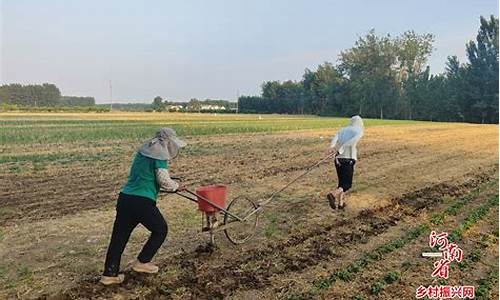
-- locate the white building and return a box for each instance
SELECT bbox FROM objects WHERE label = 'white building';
[200,105,226,110]
[168,105,184,111]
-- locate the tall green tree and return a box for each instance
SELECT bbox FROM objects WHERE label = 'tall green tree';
[443,55,466,121]
[238,16,497,124]
[302,62,344,115]
[152,96,165,112]
[340,30,399,119]
[463,15,499,123]
[396,31,434,119]
[0,83,61,106]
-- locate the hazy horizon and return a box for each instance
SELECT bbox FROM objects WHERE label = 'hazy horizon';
[1,0,498,103]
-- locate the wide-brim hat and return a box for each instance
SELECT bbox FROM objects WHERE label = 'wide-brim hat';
[138,128,186,160]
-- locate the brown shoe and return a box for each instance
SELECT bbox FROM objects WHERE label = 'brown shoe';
[132,261,159,274]
[327,193,336,210]
[100,274,125,285]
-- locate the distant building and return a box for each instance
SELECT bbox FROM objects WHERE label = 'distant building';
[200,105,226,111]
[168,105,184,111]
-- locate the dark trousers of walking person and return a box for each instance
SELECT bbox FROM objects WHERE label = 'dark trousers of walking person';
[103,193,167,277]
[335,158,356,191]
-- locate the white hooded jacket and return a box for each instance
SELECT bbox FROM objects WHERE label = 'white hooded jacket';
[330,116,364,160]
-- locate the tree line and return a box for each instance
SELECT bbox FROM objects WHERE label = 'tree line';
[0,83,95,107]
[238,15,499,123]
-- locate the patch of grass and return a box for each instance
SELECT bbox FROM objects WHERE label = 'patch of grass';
[476,269,499,300]
[301,181,498,299]
[176,207,200,228]
[402,260,412,270]
[313,277,332,290]
[265,215,279,238]
[0,113,426,145]
[480,232,498,245]
[369,281,385,295]
[32,161,46,171]
[0,152,112,165]
[156,284,172,296]
[8,165,21,173]
[309,223,429,295]
[16,265,33,281]
[335,269,353,281]
[384,271,400,284]
[0,264,6,280]
[430,182,495,226]
[430,214,445,225]
[448,194,499,242]
[286,295,306,300]
[470,249,482,262]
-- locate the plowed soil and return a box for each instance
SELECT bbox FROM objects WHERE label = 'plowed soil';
[0,118,497,300]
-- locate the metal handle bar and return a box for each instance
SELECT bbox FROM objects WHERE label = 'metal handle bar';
[163,152,336,223]
[242,152,337,221]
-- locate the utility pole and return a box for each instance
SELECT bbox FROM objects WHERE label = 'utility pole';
[109,79,113,111]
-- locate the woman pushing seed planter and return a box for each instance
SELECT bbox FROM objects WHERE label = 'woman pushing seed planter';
[326,115,364,210]
[100,118,363,285]
[100,128,187,286]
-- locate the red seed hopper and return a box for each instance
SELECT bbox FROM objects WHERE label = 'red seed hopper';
[196,184,227,213]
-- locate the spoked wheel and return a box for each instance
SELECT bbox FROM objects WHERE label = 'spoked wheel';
[224,196,259,244]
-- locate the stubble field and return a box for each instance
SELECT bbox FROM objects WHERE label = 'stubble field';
[0,112,497,300]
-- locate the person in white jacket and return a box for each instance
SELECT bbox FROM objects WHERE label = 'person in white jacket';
[326,116,364,209]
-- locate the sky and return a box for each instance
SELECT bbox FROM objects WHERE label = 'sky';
[1,0,498,103]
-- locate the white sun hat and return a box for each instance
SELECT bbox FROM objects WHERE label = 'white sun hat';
[138,128,187,160]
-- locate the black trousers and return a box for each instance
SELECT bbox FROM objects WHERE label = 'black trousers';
[335,158,356,191]
[103,193,168,276]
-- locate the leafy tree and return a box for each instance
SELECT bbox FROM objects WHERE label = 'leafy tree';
[443,56,466,121]
[0,83,61,106]
[463,15,499,123]
[230,16,498,124]
[152,96,165,112]
[60,96,95,106]
[396,31,434,119]
[187,98,202,112]
[339,30,399,119]
[303,62,344,115]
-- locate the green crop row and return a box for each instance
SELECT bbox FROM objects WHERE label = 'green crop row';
[476,269,499,300]
[362,211,498,299]
[286,180,497,300]
[448,194,499,242]
[0,114,427,145]
[430,180,497,226]
[356,193,499,300]
[305,224,429,296]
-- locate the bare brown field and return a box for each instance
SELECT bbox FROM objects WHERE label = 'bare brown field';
[0,120,497,300]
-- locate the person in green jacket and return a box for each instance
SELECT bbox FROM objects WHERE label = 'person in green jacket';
[100,128,186,285]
